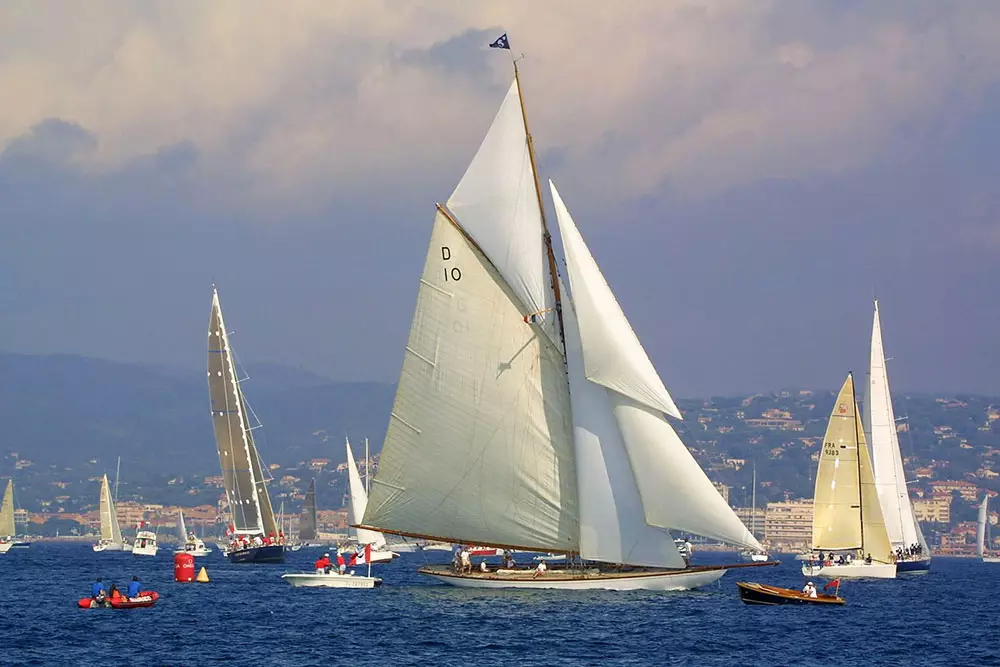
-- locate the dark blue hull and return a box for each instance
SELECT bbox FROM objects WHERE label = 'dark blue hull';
[896,558,931,573]
[227,544,285,564]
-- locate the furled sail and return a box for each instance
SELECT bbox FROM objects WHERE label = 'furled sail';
[0,480,14,537]
[299,478,317,541]
[346,440,385,548]
[551,182,761,552]
[563,292,686,567]
[864,299,924,550]
[98,474,122,543]
[447,78,553,341]
[361,208,579,552]
[208,288,274,536]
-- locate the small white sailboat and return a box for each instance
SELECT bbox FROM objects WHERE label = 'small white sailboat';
[93,470,130,553]
[864,300,930,573]
[174,509,212,556]
[739,465,769,562]
[343,438,398,564]
[0,480,22,553]
[978,495,1000,563]
[357,48,768,591]
[802,373,896,579]
[132,521,159,557]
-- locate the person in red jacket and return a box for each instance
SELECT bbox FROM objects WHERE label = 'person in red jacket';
[315,553,332,574]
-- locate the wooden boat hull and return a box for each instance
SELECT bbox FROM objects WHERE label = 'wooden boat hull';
[896,558,931,573]
[418,562,776,591]
[801,562,896,579]
[737,582,844,606]
[281,572,381,589]
[227,544,285,564]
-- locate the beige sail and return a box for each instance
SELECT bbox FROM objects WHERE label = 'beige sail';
[361,209,579,552]
[98,474,123,543]
[812,374,864,551]
[857,411,893,562]
[0,480,14,537]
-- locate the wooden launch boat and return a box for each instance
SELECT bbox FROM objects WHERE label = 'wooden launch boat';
[737,581,844,606]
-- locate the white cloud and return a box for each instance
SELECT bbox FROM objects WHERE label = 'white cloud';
[2,0,1000,218]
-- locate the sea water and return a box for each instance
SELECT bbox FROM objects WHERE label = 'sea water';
[1,544,997,666]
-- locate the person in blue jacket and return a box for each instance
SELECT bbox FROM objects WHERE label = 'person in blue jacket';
[127,575,141,598]
[91,578,107,601]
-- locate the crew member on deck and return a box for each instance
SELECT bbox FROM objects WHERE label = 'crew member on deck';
[802,581,817,598]
[127,576,141,598]
[533,560,548,579]
[337,553,347,574]
[315,553,332,574]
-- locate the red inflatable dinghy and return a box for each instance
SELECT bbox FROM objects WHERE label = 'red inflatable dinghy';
[78,591,159,609]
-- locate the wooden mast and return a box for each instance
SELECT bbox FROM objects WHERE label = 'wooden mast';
[513,59,567,351]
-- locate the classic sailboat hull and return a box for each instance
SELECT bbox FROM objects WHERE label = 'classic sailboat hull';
[801,562,896,579]
[895,558,931,573]
[419,564,740,591]
[737,582,845,606]
[227,544,285,564]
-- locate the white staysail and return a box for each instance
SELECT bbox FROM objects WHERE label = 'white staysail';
[346,439,386,549]
[176,509,188,543]
[978,495,989,558]
[361,209,579,552]
[98,474,123,544]
[551,181,762,552]
[864,299,924,550]
[563,292,685,568]
[447,79,553,336]
[0,480,14,537]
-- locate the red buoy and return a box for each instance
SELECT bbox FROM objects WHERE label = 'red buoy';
[174,552,195,582]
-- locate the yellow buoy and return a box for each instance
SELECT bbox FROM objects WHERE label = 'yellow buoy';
[196,566,210,583]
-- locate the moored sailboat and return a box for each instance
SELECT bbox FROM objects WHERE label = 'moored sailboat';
[978,495,1000,563]
[863,300,930,573]
[208,287,285,564]
[93,473,129,552]
[356,41,770,591]
[803,373,896,579]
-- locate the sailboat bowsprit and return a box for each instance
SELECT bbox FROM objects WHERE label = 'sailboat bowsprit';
[355,55,771,591]
[208,287,285,564]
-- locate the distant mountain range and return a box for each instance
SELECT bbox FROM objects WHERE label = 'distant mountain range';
[0,353,395,478]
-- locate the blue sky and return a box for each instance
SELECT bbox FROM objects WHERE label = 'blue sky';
[2,1,1000,395]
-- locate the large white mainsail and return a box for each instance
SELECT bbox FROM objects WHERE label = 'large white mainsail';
[207,288,278,538]
[346,439,386,549]
[864,299,926,552]
[551,182,761,553]
[98,474,123,544]
[978,495,989,558]
[0,480,14,538]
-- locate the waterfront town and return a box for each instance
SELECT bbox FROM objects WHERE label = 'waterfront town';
[4,389,1000,555]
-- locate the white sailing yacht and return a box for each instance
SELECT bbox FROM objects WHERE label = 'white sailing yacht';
[208,287,285,563]
[356,52,767,591]
[978,495,1000,563]
[803,373,896,579]
[739,465,769,562]
[344,438,397,563]
[0,479,28,553]
[174,509,212,556]
[864,299,930,572]
[93,473,130,552]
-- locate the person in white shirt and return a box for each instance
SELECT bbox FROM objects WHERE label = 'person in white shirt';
[460,548,472,574]
[801,581,818,598]
[479,560,488,573]
[533,560,548,579]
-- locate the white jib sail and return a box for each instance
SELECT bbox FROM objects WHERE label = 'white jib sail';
[563,292,686,568]
[99,475,123,543]
[362,209,579,552]
[978,495,989,558]
[865,299,921,548]
[0,480,14,537]
[346,438,386,549]
[446,78,554,341]
[176,509,188,543]
[551,181,761,552]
